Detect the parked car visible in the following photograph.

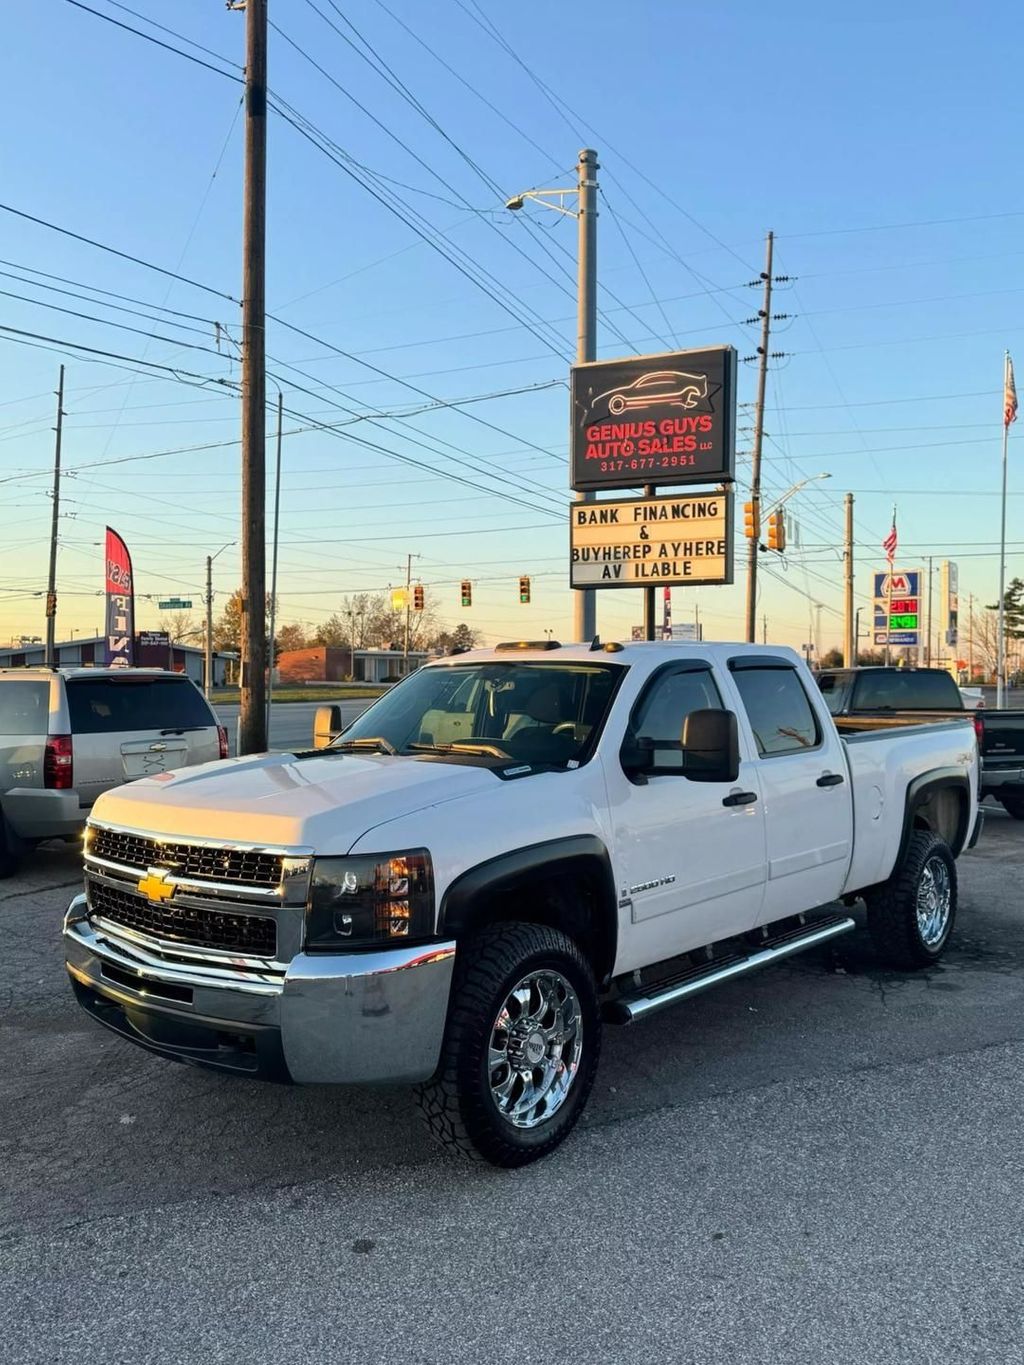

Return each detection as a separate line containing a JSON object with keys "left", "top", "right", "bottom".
{"left": 817, "top": 665, "right": 1024, "bottom": 818}
{"left": 65, "top": 642, "right": 979, "bottom": 1167}
{"left": 0, "top": 667, "right": 227, "bottom": 875}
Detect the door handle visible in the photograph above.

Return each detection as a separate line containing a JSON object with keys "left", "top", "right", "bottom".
{"left": 816, "top": 773, "right": 845, "bottom": 787}
{"left": 722, "top": 790, "right": 758, "bottom": 807}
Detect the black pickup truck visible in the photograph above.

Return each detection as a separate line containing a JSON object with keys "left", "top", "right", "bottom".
{"left": 817, "top": 667, "right": 1024, "bottom": 818}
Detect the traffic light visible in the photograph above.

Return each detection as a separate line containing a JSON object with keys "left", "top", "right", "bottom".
{"left": 743, "top": 501, "right": 759, "bottom": 541}
{"left": 767, "top": 511, "right": 786, "bottom": 553}
{"left": 390, "top": 587, "right": 408, "bottom": 611}
{"left": 518, "top": 575, "right": 531, "bottom": 604}
{"left": 460, "top": 579, "right": 472, "bottom": 608}
{"left": 412, "top": 584, "right": 425, "bottom": 611}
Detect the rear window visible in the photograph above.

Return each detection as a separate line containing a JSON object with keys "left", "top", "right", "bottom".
{"left": 732, "top": 666, "right": 822, "bottom": 757}
{"left": 0, "top": 681, "right": 50, "bottom": 736}
{"left": 66, "top": 677, "right": 215, "bottom": 734}
{"left": 852, "top": 671, "right": 961, "bottom": 711}
{"left": 817, "top": 673, "right": 852, "bottom": 715}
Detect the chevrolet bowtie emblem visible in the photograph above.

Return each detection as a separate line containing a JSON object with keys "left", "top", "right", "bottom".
{"left": 137, "top": 869, "right": 175, "bottom": 903}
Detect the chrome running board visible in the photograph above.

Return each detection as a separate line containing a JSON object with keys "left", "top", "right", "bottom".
{"left": 605, "top": 913, "right": 855, "bottom": 1025}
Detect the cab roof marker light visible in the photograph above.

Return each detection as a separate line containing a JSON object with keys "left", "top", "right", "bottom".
{"left": 494, "top": 641, "right": 561, "bottom": 652}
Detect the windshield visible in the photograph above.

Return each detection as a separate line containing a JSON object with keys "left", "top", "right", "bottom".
{"left": 335, "top": 661, "right": 624, "bottom": 767}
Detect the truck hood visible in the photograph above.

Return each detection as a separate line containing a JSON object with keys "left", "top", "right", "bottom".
{"left": 90, "top": 751, "right": 500, "bottom": 853}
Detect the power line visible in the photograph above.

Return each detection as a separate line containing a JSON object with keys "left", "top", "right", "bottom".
{"left": 64, "top": 0, "right": 242, "bottom": 82}
{"left": 0, "top": 203, "right": 238, "bottom": 304}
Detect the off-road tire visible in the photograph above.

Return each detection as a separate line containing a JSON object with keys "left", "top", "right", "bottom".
{"left": 1000, "top": 793, "right": 1024, "bottom": 820}
{"left": 416, "top": 921, "right": 601, "bottom": 1167}
{"left": 865, "top": 830, "right": 957, "bottom": 970}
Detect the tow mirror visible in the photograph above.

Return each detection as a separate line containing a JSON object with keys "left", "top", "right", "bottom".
{"left": 620, "top": 734, "right": 656, "bottom": 778}
{"left": 681, "top": 709, "right": 740, "bottom": 784}
{"left": 313, "top": 704, "right": 343, "bottom": 749}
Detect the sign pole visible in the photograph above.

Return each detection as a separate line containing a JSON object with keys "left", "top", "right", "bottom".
{"left": 574, "top": 149, "right": 599, "bottom": 644}
{"left": 642, "top": 483, "right": 656, "bottom": 640}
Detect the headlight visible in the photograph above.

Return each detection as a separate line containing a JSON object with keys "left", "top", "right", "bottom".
{"left": 305, "top": 851, "right": 434, "bottom": 952}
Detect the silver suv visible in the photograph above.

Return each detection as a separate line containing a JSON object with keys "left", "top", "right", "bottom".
{"left": 0, "top": 668, "right": 226, "bottom": 876}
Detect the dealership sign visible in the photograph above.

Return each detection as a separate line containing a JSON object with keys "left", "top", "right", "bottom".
{"left": 570, "top": 345, "right": 737, "bottom": 492}
{"left": 570, "top": 491, "right": 733, "bottom": 589}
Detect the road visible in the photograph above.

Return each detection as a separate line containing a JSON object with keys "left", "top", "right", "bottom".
{"left": 3, "top": 810, "right": 1024, "bottom": 1363}
{"left": 215, "top": 697, "right": 374, "bottom": 755}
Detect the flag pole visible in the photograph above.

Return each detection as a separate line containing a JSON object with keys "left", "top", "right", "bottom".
{"left": 885, "top": 504, "right": 896, "bottom": 667}
{"left": 997, "top": 352, "right": 1010, "bottom": 708}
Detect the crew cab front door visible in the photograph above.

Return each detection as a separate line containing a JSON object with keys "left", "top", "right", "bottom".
{"left": 605, "top": 662, "right": 767, "bottom": 973}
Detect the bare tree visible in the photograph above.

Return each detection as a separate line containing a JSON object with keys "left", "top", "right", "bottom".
{"left": 157, "top": 612, "right": 199, "bottom": 643}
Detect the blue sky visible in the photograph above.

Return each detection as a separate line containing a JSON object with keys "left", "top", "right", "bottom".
{"left": 1, "top": 0, "right": 1022, "bottom": 655}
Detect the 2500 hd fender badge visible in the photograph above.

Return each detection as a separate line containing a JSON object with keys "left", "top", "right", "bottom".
{"left": 625, "top": 875, "right": 676, "bottom": 896}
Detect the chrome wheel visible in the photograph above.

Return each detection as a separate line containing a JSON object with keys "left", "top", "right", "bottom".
{"left": 916, "top": 854, "right": 952, "bottom": 947}
{"left": 487, "top": 969, "right": 584, "bottom": 1130}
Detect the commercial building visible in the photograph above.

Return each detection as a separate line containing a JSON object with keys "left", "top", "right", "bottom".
{"left": 276, "top": 646, "right": 428, "bottom": 685}
{"left": 0, "top": 636, "right": 237, "bottom": 687}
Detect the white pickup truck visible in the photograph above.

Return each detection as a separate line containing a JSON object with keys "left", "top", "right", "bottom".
{"left": 64, "top": 641, "right": 980, "bottom": 1166}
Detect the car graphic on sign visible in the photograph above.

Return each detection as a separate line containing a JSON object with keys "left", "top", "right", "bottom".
{"left": 593, "top": 370, "right": 709, "bottom": 416}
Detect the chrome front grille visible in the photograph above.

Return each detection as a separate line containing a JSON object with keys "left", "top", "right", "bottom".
{"left": 88, "top": 826, "right": 285, "bottom": 889}
{"left": 88, "top": 879, "right": 278, "bottom": 958}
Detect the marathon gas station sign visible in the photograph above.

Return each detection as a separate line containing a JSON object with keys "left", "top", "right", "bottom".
{"left": 873, "top": 569, "right": 922, "bottom": 647}
{"left": 570, "top": 492, "right": 732, "bottom": 589}
{"left": 570, "top": 345, "right": 737, "bottom": 492}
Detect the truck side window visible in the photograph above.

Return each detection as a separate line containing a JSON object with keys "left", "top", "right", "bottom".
{"left": 629, "top": 668, "right": 723, "bottom": 772}
{"left": 732, "top": 667, "right": 821, "bottom": 757}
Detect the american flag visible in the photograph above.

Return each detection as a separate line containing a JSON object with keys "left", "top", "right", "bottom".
{"left": 1006, "top": 353, "right": 1018, "bottom": 428}
{"left": 883, "top": 513, "right": 898, "bottom": 563}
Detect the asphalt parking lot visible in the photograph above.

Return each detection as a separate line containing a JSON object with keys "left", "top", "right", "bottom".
{"left": 3, "top": 807, "right": 1024, "bottom": 1364}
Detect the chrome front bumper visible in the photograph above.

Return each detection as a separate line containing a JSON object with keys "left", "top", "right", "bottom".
{"left": 64, "top": 895, "right": 456, "bottom": 1085}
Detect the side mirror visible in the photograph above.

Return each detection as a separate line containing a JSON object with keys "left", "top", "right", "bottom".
{"left": 620, "top": 734, "right": 656, "bottom": 778}
{"left": 681, "top": 709, "right": 740, "bottom": 784}
{"left": 313, "top": 704, "right": 342, "bottom": 749}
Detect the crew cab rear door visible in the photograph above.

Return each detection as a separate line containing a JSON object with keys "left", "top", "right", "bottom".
{"left": 605, "top": 661, "right": 767, "bottom": 970}
{"left": 726, "top": 656, "right": 853, "bottom": 924}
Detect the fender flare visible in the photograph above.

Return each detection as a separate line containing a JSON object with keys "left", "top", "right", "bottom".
{"left": 438, "top": 835, "right": 618, "bottom": 983}
{"left": 898, "top": 767, "right": 972, "bottom": 863}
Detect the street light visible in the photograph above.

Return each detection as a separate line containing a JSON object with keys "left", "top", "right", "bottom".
{"left": 506, "top": 150, "right": 599, "bottom": 643}
{"left": 205, "top": 541, "right": 235, "bottom": 699}
{"left": 762, "top": 472, "right": 831, "bottom": 519}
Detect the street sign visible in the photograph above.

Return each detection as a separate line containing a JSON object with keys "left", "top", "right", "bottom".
{"left": 157, "top": 598, "right": 192, "bottom": 610}
{"left": 570, "top": 345, "right": 737, "bottom": 492}
{"left": 570, "top": 491, "right": 733, "bottom": 589}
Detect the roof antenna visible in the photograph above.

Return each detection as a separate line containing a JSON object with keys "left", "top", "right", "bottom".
{"left": 589, "top": 635, "right": 602, "bottom": 651}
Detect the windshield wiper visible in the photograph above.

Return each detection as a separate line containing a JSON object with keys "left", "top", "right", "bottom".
{"left": 408, "top": 741, "right": 511, "bottom": 758}
{"left": 330, "top": 736, "right": 398, "bottom": 755}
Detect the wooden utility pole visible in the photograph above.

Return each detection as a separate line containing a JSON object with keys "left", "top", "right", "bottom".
{"left": 403, "top": 552, "right": 412, "bottom": 673}
{"left": 843, "top": 493, "right": 855, "bottom": 666}
{"left": 238, "top": 0, "right": 268, "bottom": 753}
{"left": 44, "top": 365, "right": 65, "bottom": 666}
{"left": 744, "top": 232, "right": 774, "bottom": 643}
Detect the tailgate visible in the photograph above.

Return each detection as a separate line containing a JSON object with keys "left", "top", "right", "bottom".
{"left": 979, "top": 711, "right": 1024, "bottom": 760}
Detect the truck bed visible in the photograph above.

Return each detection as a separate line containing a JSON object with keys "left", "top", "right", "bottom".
{"left": 841, "top": 718, "right": 978, "bottom": 895}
